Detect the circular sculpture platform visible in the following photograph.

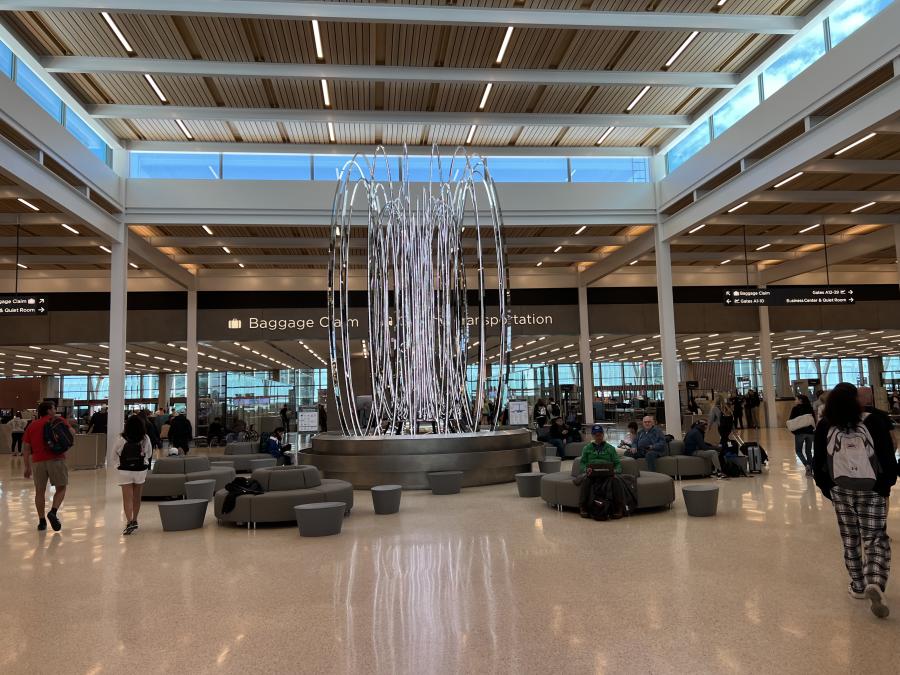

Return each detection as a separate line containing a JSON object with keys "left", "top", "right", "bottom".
{"left": 302, "top": 429, "right": 543, "bottom": 489}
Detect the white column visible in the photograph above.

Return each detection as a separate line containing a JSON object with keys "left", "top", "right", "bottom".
{"left": 577, "top": 285, "right": 594, "bottom": 425}
{"left": 758, "top": 305, "right": 777, "bottom": 428}
{"left": 186, "top": 288, "right": 198, "bottom": 429}
{"left": 895, "top": 224, "right": 900, "bottom": 290}
{"left": 107, "top": 224, "right": 128, "bottom": 460}
{"left": 654, "top": 225, "right": 681, "bottom": 436}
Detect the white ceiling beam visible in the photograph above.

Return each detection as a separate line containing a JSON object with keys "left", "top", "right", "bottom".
{"left": 0, "top": 213, "right": 72, "bottom": 225}
{"left": 0, "top": 236, "right": 106, "bottom": 247}
{"left": 144, "top": 235, "right": 637, "bottom": 248}
{"left": 0, "top": 2, "right": 804, "bottom": 34}
{"left": 578, "top": 229, "right": 656, "bottom": 285}
{"left": 41, "top": 57, "right": 741, "bottom": 89}
{"left": 87, "top": 105, "right": 691, "bottom": 129}
{"left": 804, "top": 159, "right": 900, "bottom": 174}
{"left": 750, "top": 190, "right": 900, "bottom": 204}
{"left": 169, "top": 253, "right": 607, "bottom": 264}
{"left": 126, "top": 140, "right": 653, "bottom": 157}
{"left": 128, "top": 235, "right": 195, "bottom": 288}
{"left": 705, "top": 213, "right": 900, "bottom": 226}
{"left": 760, "top": 226, "right": 896, "bottom": 283}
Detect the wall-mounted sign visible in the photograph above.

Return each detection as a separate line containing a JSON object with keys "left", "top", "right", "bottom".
{"left": 297, "top": 404, "right": 320, "bottom": 432}
{"left": 723, "top": 287, "right": 857, "bottom": 306}
{"left": 508, "top": 399, "right": 529, "bottom": 426}
{"left": 685, "top": 381, "right": 699, "bottom": 389}
{"left": 0, "top": 295, "right": 48, "bottom": 315}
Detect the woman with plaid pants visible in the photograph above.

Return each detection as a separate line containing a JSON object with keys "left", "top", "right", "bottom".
{"left": 814, "top": 383, "right": 899, "bottom": 619}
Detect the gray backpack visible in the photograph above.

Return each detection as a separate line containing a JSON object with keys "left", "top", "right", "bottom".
{"left": 826, "top": 424, "right": 880, "bottom": 490}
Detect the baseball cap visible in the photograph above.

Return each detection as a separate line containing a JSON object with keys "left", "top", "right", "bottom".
{"left": 591, "top": 424, "right": 605, "bottom": 435}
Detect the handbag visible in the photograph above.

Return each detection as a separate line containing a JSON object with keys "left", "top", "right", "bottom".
{"left": 786, "top": 413, "right": 815, "bottom": 432}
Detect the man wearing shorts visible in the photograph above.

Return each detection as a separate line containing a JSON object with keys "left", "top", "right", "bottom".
{"left": 23, "top": 401, "right": 68, "bottom": 532}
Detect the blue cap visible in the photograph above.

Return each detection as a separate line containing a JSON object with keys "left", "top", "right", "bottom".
{"left": 591, "top": 424, "right": 605, "bottom": 435}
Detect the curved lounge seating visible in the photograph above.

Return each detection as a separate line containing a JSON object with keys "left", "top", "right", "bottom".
{"left": 623, "top": 440, "right": 713, "bottom": 480}
{"left": 206, "top": 441, "right": 282, "bottom": 472}
{"left": 214, "top": 465, "right": 353, "bottom": 527}
{"left": 143, "top": 457, "right": 235, "bottom": 499}
{"left": 540, "top": 458, "right": 675, "bottom": 511}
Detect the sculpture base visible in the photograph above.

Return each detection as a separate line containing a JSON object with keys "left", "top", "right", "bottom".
{"left": 302, "top": 429, "right": 543, "bottom": 489}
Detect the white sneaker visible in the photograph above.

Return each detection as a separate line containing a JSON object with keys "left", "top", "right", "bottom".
{"left": 864, "top": 584, "right": 890, "bottom": 618}
{"left": 848, "top": 584, "right": 866, "bottom": 599}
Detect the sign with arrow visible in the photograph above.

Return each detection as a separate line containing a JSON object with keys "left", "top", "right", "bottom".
{"left": 723, "top": 286, "right": 857, "bottom": 306}
{"left": 0, "top": 295, "right": 49, "bottom": 315}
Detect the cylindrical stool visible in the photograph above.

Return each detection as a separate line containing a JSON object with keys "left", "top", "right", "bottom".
{"left": 538, "top": 457, "right": 562, "bottom": 474}
{"left": 427, "top": 471, "right": 463, "bottom": 495}
{"left": 158, "top": 499, "right": 208, "bottom": 531}
{"left": 515, "top": 472, "right": 543, "bottom": 498}
{"left": 248, "top": 458, "right": 277, "bottom": 471}
{"left": 682, "top": 485, "right": 720, "bottom": 517}
{"left": 371, "top": 485, "right": 402, "bottom": 514}
{"left": 294, "top": 502, "right": 346, "bottom": 537}
{"left": 184, "top": 479, "right": 216, "bottom": 501}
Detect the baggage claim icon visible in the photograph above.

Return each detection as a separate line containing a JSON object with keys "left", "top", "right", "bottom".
{"left": 328, "top": 146, "right": 511, "bottom": 437}
{"left": 227, "top": 318, "right": 242, "bottom": 330}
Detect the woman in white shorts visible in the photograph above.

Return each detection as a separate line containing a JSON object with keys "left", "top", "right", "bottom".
{"left": 113, "top": 414, "right": 153, "bottom": 535}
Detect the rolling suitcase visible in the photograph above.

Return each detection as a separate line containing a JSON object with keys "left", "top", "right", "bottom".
{"left": 745, "top": 443, "right": 763, "bottom": 473}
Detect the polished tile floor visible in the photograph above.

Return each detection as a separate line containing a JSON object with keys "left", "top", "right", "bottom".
{"left": 1, "top": 429, "right": 898, "bottom": 675}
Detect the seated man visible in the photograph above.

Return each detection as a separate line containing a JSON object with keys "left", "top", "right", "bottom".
{"left": 263, "top": 427, "right": 293, "bottom": 465}
{"left": 683, "top": 419, "right": 723, "bottom": 477}
{"left": 546, "top": 417, "right": 570, "bottom": 458}
{"left": 624, "top": 415, "right": 666, "bottom": 472}
{"left": 577, "top": 425, "right": 622, "bottom": 518}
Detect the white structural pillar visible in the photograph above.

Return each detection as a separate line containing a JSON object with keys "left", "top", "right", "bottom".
{"left": 577, "top": 284, "right": 594, "bottom": 425}
{"left": 107, "top": 224, "right": 128, "bottom": 461}
{"left": 895, "top": 224, "right": 900, "bottom": 290}
{"left": 654, "top": 225, "right": 681, "bottom": 436}
{"left": 186, "top": 288, "right": 198, "bottom": 429}
{"left": 758, "top": 305, "right": 777, "bottom": 428}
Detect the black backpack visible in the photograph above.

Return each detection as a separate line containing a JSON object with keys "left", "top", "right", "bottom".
{"left": 722, "top": 458, "right": 746, "bottom": 478}
{"left": 221, "top": 477, "right": 265, "bottom": 514}
{"left": 118, "top": 440, "right": 147, "bottom": 471}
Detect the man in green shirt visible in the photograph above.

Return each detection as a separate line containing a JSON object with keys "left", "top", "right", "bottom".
{"left": 579, "top": 424, "right": 621, "bottom": 475}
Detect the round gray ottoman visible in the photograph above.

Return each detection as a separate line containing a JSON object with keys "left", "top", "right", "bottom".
{"left": 184, "top": 479, "right": 216, "bottom": 501}
{"left": 427, "top": 471, "right": 463, "bottom": 495}
{"left": 515, "top": 472, "right": 543, "bottom": 497}
{"left": 682, "top": 485, "right": 720, "bottom": 517}
{"left": 158, "top": 499, "right": 208, "bottom": 531}
{"left": 248, "top": 458, "right": 277, "bottom": 471}
{"left": 538, "top": 457, "right": 562, "bottom": 474}
{"left": 294, "top": 502, "right": 346, "bottom": 537}
{"left": 371, "top": 485, "right": 402, "bottom": 514}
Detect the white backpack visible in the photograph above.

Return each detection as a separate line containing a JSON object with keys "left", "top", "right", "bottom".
{"left": 826, "top": 424, "right": 880, "bottom": 490}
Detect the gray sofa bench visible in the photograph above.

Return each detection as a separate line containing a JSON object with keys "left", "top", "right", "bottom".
{"left": 143, "top": 457, "right": 235, "bottom": 499}
{"left": 625, "top": 439, "right": 713, "bottom": 480}
{"left": 214, "top": 465, "right": 354, "bottom": 527}
{"left": 206, "top": 441, "right": 282, "bottom": 472}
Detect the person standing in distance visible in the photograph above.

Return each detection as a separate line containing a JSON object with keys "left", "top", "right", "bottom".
{"left": 8, "top": 410, "right": 27, "bottom": 456}
{"left": 113, "top": 414, "right": 153, "bottom": 535}
{"left": 22, "top": 401, "right": 68, "bottom": 532}
{"left": 813, "top": 383, "right": 898, "bottom": 619}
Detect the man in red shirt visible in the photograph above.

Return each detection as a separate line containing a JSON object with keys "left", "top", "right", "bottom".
{"left": 23, "top": 400, "right": 68, "bottom": 531}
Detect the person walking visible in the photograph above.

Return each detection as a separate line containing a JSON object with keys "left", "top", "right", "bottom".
{"left": 788, "top": 394, "right": 816, "bottom": 476}
{"left": 732, "top": 394, "right": 744, "bottom": 430}
{"left": 8, "top": 411, "right": 27, "bottom": 456}
{"left": 113, "top": 414, "right": 153, "bottom": 535}
{"left": 167, "top": 411, "right": 193, "bottom": 455}
{"left": 813, "top": 383, "right": 899, "bottom": 619}
{"left": 22, "top": 401, "right": 69, "bottom": 532}
{"left": 745, "top": 389, "right": 761, "bottom": 428}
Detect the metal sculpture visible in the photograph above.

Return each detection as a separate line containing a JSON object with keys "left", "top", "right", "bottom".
{"left": 328, "top": 147, "right": 510, "bottom": 436}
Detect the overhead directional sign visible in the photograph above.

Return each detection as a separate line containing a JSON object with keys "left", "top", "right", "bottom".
{"left": 0, "top": 295, "right": 49, "bottom": 315}
{"left": 723, "top": 286, "right": 857, "bottom": 306}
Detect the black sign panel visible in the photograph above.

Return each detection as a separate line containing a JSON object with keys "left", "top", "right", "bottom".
{"left": 0, "top": 295, "right": 48, "bottom": 315}
{"left": 723, "top": 287, "right": 857, "bottom": 306}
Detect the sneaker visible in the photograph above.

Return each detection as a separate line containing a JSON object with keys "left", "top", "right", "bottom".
{"left": 37, "top": 518, "right": 47, "bottom": 531}
{"left": 47, "top": 511, "right": 61, "bottom": 532}
{"left": 123, "top": 521, "right": 138, "bottom": 535}
{"left": 848, "top": 584, "right": 866, "bottom": 599}
{"left": 864, "top": 585, "right": 890, "bottom": 618}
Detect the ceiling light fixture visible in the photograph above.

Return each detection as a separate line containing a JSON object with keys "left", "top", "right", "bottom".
{"left": 17, "top": 198, "right": 40, "bottom": 212}
{"left": 101, "top": 12, "right": 134, "bottom": 53}
{"left": 575, "top": 226, "right": 586, "bottom": 235}
{"left": 774, "top": 171, "right": 804, "bottom": 188}
{"left": 665, "top": 31, "right": 699, "bottom": 67}
{"left": 129, "top": 262, "right": 139, "bottom": 269}
{"left": 626, "top": 85, "right": 651, "bottom": 111}
{"left": 536, "top": 261, "right": 543, "bottom": 267}
{"left": 850, "top": 201, "right": 876, "bottom": 213}
{"left": 143, "top": 74, "right": 167, "bottom": 102}
{"left": 175, "top": 119, "right": 193, "bottom": 140}
{"left": 100, "top": 245, "right": 112, "bottom": 253}
{"left": 202, "top": 225, "right": 213, "bottom": 235}
{"left": 755, "top": 243, "right": 771, "bottom": 251}
{"left": 727, "top": 201, "right": 749, "bottom": 213}
{"left": 596, "top": 127, "right": 615, "bottom": 145}
{"left": 321, "top": 79, "right": 331, "bottom": 107}
{"left": 61, "top": 223, "right": 79, "bottom": 235}
{"left": 238, "top": 263, "right": 245, "bottom": 269}
{"left": 327, "top": 122, "right": 335, "bottom": 142}
{"left": 553, "top": 246, "right": 562, "bottom": 253}
{"left": 222, "top": 246, "right": 231, "bottom": 254}
{"left": 478, "top": 83, "right": 493, "bottom": 110}
{"left": 688, "top": 224, "right": 705, "bottom": 234}
{"left": 16, "top": 262, "right": 27, "bottom": 269}
{"left": 496, "top": 26, "right": 514, "bottom": 63}
{"left": 799, "top": 223, "right": 820, "bottom": 233}
{"left": 465, "top": 124, "right": 477, "bottom": 144}
{"left": 311, "top": 19, "right": 324, "bottom": 59}
{"left": 629, "top": 260, "right": 639, "bottom": 265}
{"left": 835, "top": 132, "right": 876, "bottom": 156}
{"left": 720, "top": 259, "right": 731, "bottom": 265}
